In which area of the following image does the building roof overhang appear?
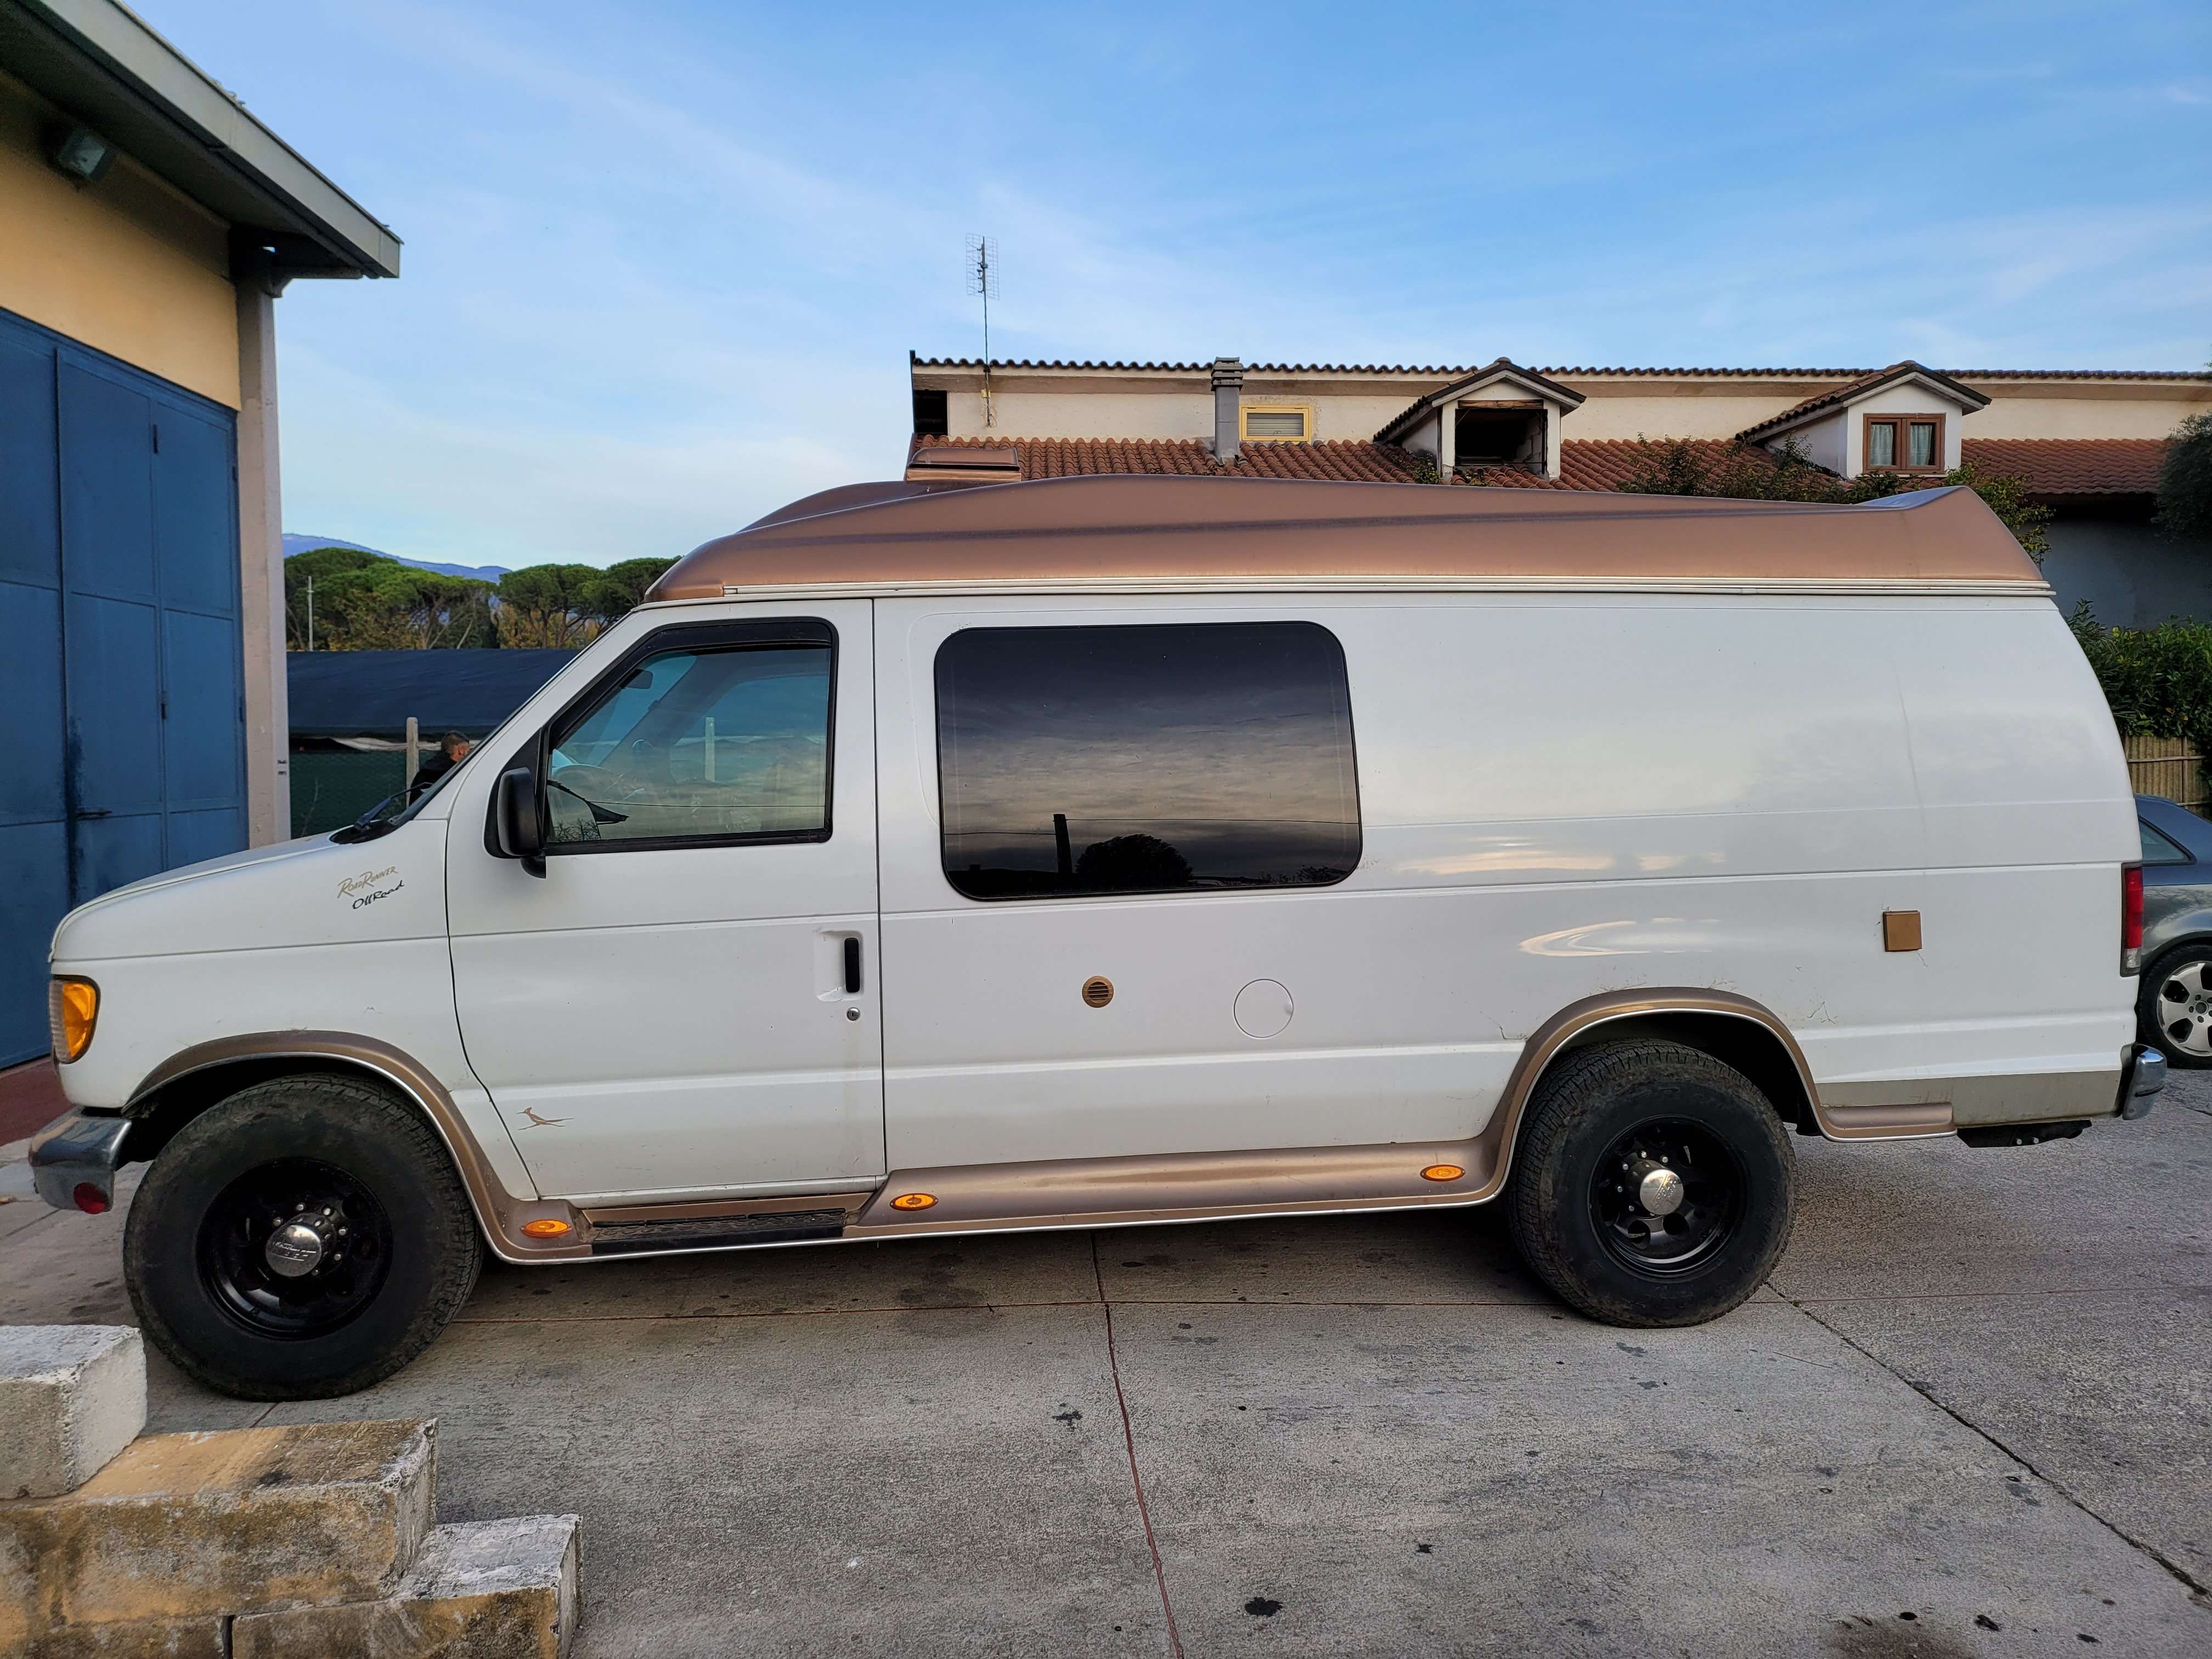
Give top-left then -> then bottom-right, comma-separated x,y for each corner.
1,0 -> 400,280
646,473 -> 2044,602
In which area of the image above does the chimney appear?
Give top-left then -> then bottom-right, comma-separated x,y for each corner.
1211,357 -> 1244,462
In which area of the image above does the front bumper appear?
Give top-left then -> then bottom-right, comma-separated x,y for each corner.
2119,1043 -> 2165,1120
27,1111 -> 134,1212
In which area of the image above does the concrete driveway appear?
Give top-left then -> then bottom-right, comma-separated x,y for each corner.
4,1080 -> 2209,1657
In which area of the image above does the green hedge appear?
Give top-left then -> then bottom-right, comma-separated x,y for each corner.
291,750 -> 407,837
2067,605 -> 2212,744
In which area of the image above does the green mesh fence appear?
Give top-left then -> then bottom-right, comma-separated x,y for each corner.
290,750 -> 408,837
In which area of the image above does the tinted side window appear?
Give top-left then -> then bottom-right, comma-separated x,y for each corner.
544,635 -> 832,849
936,621 -> 1359,900
2140,820 -> 2193,866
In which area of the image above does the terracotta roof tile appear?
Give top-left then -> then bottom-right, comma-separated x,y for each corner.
1455,441 -> 1791,492
912,355 -> 2209,382
1960,438 -> 2167,496
911,356 -> 1501,375
912,435 -> 2174,503
912,436 -> 1428,484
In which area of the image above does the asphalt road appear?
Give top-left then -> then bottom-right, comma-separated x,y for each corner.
4,1079 -> 2209,1657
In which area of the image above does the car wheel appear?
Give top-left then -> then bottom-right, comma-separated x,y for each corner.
2139,944 -> 2212,1069
125,1074 -> 482,1401
1505,1039 -> 1796,1327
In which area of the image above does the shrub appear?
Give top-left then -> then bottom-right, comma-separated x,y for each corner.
2068,604 -> 2212,744
2157,410 -> 2212,540
1619,438 -> 2052,559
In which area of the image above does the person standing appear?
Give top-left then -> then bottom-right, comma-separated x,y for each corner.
412,731 -> 472,789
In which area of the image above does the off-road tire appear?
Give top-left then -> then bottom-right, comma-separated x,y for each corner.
125,1074 -> 481,1400
1506,1039 -> 1795,1327
2136,942 -> 2212,1069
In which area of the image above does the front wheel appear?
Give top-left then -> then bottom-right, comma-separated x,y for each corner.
125,1075 -> 481,1400
1505,1040 -> 1795,1327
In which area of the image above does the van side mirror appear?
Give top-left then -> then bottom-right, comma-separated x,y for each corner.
493,765 -> 547,877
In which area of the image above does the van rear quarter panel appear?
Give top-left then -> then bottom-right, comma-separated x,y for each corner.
876,592 -> 2133,1167
1337,594 -> 2134,1108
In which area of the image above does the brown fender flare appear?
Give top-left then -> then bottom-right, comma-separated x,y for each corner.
1472,988 -> 1945,1195
126,1031 -> 587,1262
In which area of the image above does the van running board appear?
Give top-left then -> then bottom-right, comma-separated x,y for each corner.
581,1193 -> 874,1257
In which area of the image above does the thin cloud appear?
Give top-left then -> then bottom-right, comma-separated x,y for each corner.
130,0 -> 2209,569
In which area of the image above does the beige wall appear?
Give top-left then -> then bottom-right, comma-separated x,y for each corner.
0,68 -> 239,408
945,387 -> 1211,441
1552,383 -> 1814,441
1963,382 -> 2211,440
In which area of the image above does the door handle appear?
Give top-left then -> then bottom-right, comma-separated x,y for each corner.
843,936 -> 862,996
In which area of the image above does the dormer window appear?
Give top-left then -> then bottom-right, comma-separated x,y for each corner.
1241,405 -> 1311,442
1865,414 -> 1944,473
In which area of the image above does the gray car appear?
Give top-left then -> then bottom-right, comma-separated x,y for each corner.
2135,793 -> 2212,1066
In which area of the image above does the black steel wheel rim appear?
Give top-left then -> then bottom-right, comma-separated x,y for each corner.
1589,1117 -> 1745,1277
197,1158 -> 393,1339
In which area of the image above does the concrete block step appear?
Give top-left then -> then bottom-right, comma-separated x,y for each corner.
0,1419 -> 436,1644
0,1327 -> 145,1501
10,1613 -> 227,1657
233,1514 -> 580,1659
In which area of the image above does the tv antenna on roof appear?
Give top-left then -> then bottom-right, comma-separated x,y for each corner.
966,233 -> 998,428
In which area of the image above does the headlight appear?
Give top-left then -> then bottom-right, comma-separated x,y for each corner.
48,977 -> 98,1063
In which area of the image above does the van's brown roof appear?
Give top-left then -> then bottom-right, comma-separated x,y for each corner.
647,475 -> 2043,601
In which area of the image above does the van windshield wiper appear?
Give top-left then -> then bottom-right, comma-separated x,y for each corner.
332,792 -> 407,844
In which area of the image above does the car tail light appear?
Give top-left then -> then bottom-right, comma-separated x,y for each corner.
2121,864 -> 2143,975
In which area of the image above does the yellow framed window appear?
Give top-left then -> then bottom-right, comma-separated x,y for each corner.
1240,404 -> 1312,443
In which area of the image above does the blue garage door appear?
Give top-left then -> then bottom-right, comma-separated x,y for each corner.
0,307 -> 244,1065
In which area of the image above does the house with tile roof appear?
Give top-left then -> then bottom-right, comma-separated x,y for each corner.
905,354 -> 2210,627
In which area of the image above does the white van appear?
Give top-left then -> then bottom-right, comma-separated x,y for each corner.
31,476 -> 2162,1400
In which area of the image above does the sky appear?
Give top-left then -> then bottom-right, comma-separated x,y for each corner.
142,0 -> 2212,571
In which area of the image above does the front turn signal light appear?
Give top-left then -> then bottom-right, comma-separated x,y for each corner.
49,978 -> 98,1063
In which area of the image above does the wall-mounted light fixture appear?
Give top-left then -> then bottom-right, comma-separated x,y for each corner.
47,125 -> 115,184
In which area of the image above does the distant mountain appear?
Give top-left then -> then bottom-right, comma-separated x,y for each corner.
283,533 -> 510,583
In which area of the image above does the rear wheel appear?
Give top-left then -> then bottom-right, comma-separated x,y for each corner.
125,1075 -> 481,1400
2138,944 -> 2212,1069
1506,1039 -> 1795,1327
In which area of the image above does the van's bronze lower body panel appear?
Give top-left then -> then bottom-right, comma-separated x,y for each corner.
1815,1100 -> 1956,1138
1821,1066 -> 2122,1131
582,1192 -> 874,1255
844,1139 -> 1499,1238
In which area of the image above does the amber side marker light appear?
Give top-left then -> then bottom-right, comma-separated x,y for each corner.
49,977 -> 98,1063
1420,1165 -> 1466,1183
889,1193 -> 938,1211
521,1218 -> 573,1239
